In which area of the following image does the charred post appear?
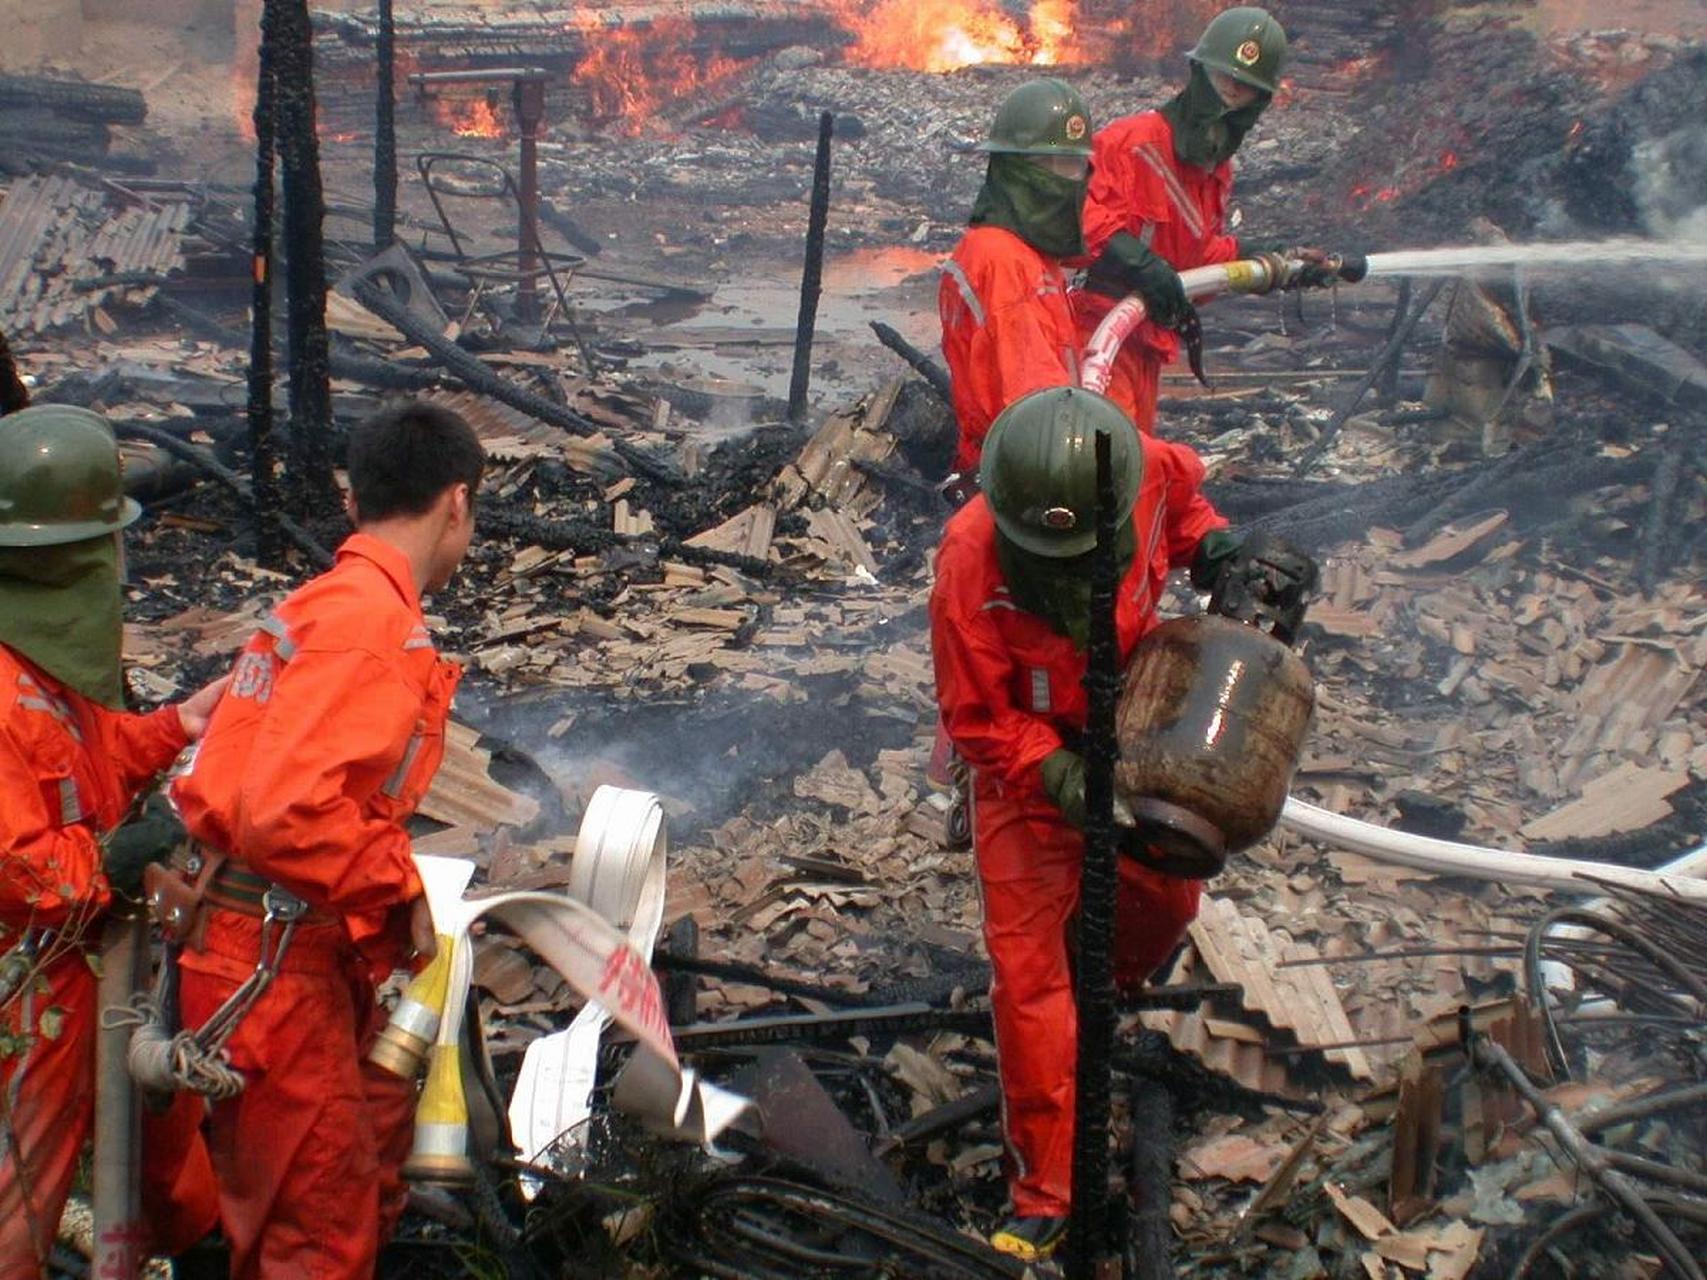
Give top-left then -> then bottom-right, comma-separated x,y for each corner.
373,0 -> 397,250
1067,427 -> 1122,1278
248,4 -> 282,568
271,0 -> 338,519
787,111 -> 834,425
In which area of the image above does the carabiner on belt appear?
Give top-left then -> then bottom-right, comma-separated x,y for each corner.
194,885 -> 308,1054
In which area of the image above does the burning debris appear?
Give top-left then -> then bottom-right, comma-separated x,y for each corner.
1,0 -> 1705,1278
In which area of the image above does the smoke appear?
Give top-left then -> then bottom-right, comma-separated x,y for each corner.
1631,126 -> 1707,241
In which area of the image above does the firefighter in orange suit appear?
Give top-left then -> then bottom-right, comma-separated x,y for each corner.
1075,7 -> 1312,435
930,387 -> 1242,1262
0,405 -> 225,1278
171,400 -> 484,1279
940,77 -> 1095,478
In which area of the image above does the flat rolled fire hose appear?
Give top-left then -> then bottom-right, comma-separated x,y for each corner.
1279,797 -> 1707,902
509,785 -> 667,1184
414,833 -> 746,1178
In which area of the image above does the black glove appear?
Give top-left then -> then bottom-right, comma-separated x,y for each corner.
1189,528 -> 1244,592
1041,749 -> 1086,830
1084,231 -> 1190,328
103,794 -> 186,899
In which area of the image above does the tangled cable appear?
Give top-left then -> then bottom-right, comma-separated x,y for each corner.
104,993 -> 246,1101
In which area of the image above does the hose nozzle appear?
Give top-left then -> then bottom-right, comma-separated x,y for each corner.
1329,251 -> 1368,284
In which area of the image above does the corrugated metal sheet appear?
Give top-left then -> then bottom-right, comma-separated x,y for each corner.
0,175 -> 189,335
1140,894 -> 1376,1096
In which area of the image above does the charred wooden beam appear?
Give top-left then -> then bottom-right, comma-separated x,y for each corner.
373,0 -> 398,250
114,422 -> 331,570
350,278 -> 676,484
249,3 -> 283,568
870,321 -> 951,405
272,0 -> 339,519
787,112 -> 834,425
1128,1081 -> 1176,1280
0,74 -> 145,125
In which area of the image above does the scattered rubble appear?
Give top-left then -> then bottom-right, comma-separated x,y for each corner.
5,0 -> 1704,1276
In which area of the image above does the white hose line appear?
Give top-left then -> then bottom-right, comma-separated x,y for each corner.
1279,797 -> 1707,903
510,786 -> 669,1184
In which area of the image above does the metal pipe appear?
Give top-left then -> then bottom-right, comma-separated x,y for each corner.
1466,1019 -> 1705,1280
787,111 -> 834,424
373,0 -> 397,250
91,911 -> 148,1280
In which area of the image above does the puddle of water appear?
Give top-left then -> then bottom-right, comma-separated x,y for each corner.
588,243 -> 945,402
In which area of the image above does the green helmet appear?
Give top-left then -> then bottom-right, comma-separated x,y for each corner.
980,78 -> 1094,158
1188,6 -> 1287,95
980,387 -> 1142,558
0,405 -> 140,547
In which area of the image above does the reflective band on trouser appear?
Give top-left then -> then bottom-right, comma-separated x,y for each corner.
381,732 -> 424,800
942,259 -> 988,327
1133,144 -> 1205,239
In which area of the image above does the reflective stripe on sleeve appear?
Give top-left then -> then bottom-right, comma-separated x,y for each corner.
1133,144 -> 1206,240
941,259 -> 988,327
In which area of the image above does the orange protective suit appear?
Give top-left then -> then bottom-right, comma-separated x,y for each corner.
1073,112 -> 1243,435
173,533 -> 460,1279
939,224 -> 1083,474
929,437 -> 1226,1218
0,645 -> 217,1278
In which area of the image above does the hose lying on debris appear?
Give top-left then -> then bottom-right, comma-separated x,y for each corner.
1280,798 -> 1707,902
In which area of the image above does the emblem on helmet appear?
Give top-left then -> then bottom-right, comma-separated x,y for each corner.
1235,39 -> 1262,66
1040,507 -> 1078,531
1065,113 -> 1087,140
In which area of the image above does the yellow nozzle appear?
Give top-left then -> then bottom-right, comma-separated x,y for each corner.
367,935 -> 454,1078
402,1040 -> 474,1185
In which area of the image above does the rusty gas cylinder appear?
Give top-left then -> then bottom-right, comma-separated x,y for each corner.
1113,614 -> 1315,879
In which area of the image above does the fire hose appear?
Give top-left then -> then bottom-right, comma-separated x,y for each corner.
368,786 -> 749,1189
1080,252 -> 1369,396
508,785 -> 669,1188
1278,799 -> 1707,903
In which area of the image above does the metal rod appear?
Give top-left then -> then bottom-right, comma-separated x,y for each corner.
247,0 -> 282,568
1577,1083 -> 1707,1138
1465,1016 -> 1705,1280
787,111 -> 833,424
1067,426 -> 1122,1277
373,0 -> 397,249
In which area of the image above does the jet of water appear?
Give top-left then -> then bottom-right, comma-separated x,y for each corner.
1364,238 -> 1707,279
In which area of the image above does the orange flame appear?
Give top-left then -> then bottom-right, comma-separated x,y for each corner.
837,0 -> 1087,72
436,97 -> 507,139
570,14 -> 748,134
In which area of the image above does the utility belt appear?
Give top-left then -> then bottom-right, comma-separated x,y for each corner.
144,843 -> 328,952
125,843 -> 328,1102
